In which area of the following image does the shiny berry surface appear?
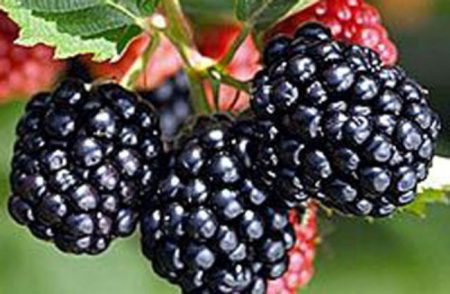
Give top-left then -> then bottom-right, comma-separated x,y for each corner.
140,115 -> 295,293
268,207 -> 317,294
251,23 -> 441,217
140,71 -> 192,142
8,79 -> 164,255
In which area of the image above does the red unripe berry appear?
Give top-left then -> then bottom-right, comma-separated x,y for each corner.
0,12 -> 64,102
268,206 -> 318,294
269,0 -> 398,65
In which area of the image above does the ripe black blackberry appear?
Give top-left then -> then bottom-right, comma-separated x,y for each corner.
140,115 -> 295,293
8,79 -> 164,255
250,23 -> 441,217
140,71 -> 192,142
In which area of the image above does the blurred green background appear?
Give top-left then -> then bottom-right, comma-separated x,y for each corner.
1,0 -> 450,293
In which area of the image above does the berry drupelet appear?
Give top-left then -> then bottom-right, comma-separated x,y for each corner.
140,71 -> 192,142
250,23 -> 441,217
8,79 -> 164,255
140,114 -> 295,293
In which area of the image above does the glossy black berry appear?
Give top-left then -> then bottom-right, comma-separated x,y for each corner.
250,23 -> 441,217
140,71 -> 192,142
8,79 -> 164,255
140,115 -> 295,293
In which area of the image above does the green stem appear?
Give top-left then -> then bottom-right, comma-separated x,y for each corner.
187,69 -> 211,114
210,78 -> 221,111
120,33 -> 161,89
218,25 -> 251,68
161,0 -> 193,46
161,0 -> 212,114
161,0 -> 196,67
208,68 -> 251,93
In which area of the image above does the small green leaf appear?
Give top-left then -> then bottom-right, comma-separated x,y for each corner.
235,0 -> 318,31
5,6 -> 118,60
116,25 -> 142,53
404,188 -> 450,217
0,0 -> 148,61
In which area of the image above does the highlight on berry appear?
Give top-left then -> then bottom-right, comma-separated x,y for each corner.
0,1 -> 447,294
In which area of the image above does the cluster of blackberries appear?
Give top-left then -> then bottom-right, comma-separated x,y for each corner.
7,23 -> 440,293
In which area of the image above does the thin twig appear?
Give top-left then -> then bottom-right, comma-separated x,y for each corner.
218,25 -> 251,68
227,90 -> 242,112
120,33 -> 161,89
186,69 -> 211,114
160,0 -> 212,114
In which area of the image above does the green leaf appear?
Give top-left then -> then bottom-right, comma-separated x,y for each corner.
19,0 -> 105,12
19,0 -> 143,15
0,0 -> 156,61
34,7 -> 133,38
181,0 -> 236,26
235,0 -> 318,31
137,0 -> 159,15
116,24 -> 142,53
404,188 -> 450,217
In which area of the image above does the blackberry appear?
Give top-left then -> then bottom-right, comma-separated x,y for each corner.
250,23 -> 441,217
8,79 -> 164,255
140,115 -> 295,293
140,71 -> 192,142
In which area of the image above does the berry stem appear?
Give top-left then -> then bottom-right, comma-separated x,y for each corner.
161,0 -> 213,114
218,25 -> 252,68
208,68 -> 251,93
210,78 -> 221,111
161,0 -> 194,50
120,33 -> 161,89
186,69 -> 212,114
